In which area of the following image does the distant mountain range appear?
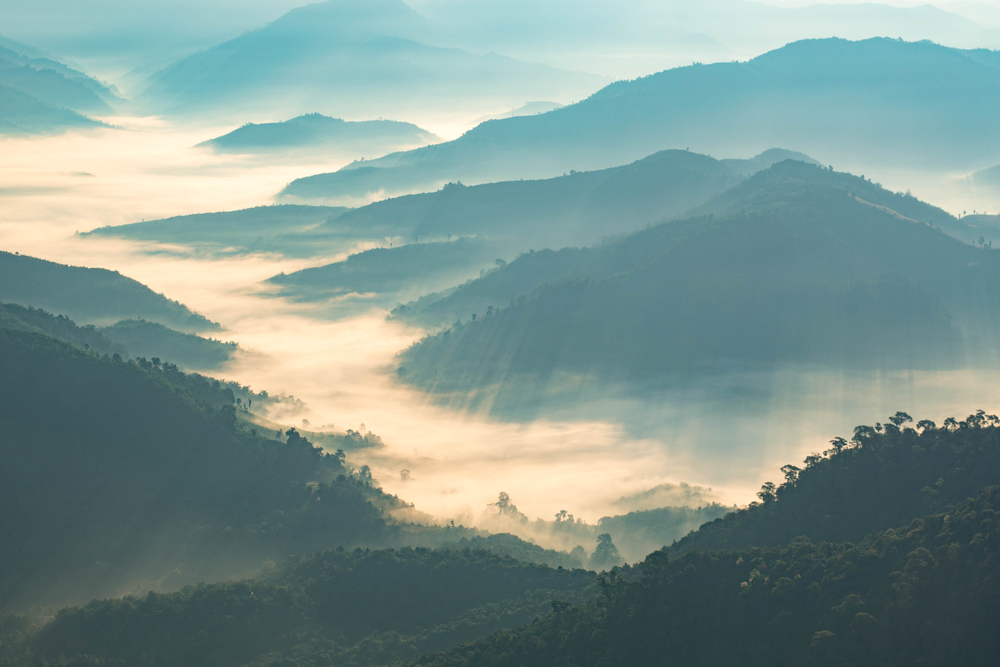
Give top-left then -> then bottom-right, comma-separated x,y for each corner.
198,113 -> 440,157
395,161 -> 1000,403
83,148 -> 816,264
470,101 -> 564,125
0,251 -> 219,332
136,0 -> 604,120
0,35 -> 118,134
281,38 -> 1000,203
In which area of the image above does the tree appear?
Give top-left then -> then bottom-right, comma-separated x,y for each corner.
589,533 -> 623,570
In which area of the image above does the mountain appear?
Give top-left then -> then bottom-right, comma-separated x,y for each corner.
0,85 -> 105,134
670,410 -> 1000,554
137,0 -> 604,120
0,329 -> 405,609
282,149 -> 750,233
82,205 -> 351,258
270,149 -> 819,306
401,415 -> 1000,667
390,160 -> 973,329
99,319 -> 238,370
0,302 -> 127,357
0,251 -> 220,332
0,35 -> 119,133
0,302 -> 236,371
410,489 -> 1000,667
970,164 -> 1000,191
23,548 -> 595,667
90,149 -> 808,264
198,113 -> 441,156
15,413 -> 1000,666
283,38 -> 1000,202
394,162 -> 1000,400
470,101 -> 564,125
266,237 -> 513,306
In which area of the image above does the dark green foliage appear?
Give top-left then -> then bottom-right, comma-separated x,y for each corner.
596,505 -> 731,563
100,319 -> 237,370
268,237 -> 511,302
28,548 -> 596,667
671,411 -> 1000,554
409,488 -> 1000,667
0,330 -> 397,609
0,302 -> 126,357
0,251 -> 219,332
437,534 -> 585,570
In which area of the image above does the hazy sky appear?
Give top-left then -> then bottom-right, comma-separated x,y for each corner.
3,0 -> 998,79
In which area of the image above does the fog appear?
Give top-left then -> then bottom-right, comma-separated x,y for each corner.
3,121 -> 999,549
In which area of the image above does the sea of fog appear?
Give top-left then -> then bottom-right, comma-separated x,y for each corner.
2,119 -> 999,538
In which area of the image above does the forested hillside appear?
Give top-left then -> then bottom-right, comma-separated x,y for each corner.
21,549 -> 595,667
0,251 -> 220,331
412,487 -> 1000,667
0,330 -> 401,608
670,411 -> 1000,553
135,0 -> 602,120
395,162 -> 1000,396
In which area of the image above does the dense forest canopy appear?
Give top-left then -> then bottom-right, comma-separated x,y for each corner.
0,329 -> 398,608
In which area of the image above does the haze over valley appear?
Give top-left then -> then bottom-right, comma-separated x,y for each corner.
3,1 -> 1000,664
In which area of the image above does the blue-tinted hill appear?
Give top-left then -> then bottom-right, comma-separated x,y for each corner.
137,0 -> 603,120
199,113 -> 440,156
282,38 -> 1000,202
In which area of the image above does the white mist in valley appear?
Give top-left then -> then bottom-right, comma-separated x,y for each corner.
3,120 -> 999,551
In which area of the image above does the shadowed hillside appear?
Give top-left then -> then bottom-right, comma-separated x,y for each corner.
0,251 -> 220,331
395,162 -> 1000,399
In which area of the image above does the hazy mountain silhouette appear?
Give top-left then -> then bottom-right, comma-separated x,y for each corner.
137,0 -> 604,119
0,251 -> 220,332
0,36 -> 119,133
199,113 -> 440,156
970,164 -> 1000,191
470,101 -> 564,125
283,38 -> 1000,202
90,149 -> 813,262
0,303 -> 235,371
82,205 -> 350,257
395,162 -> 1000,398
266,237 -> 513,306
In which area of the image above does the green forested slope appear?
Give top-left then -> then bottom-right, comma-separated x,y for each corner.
0,330 -> 397,609
412,487 -> 1000,667
26,548 -> 594,667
